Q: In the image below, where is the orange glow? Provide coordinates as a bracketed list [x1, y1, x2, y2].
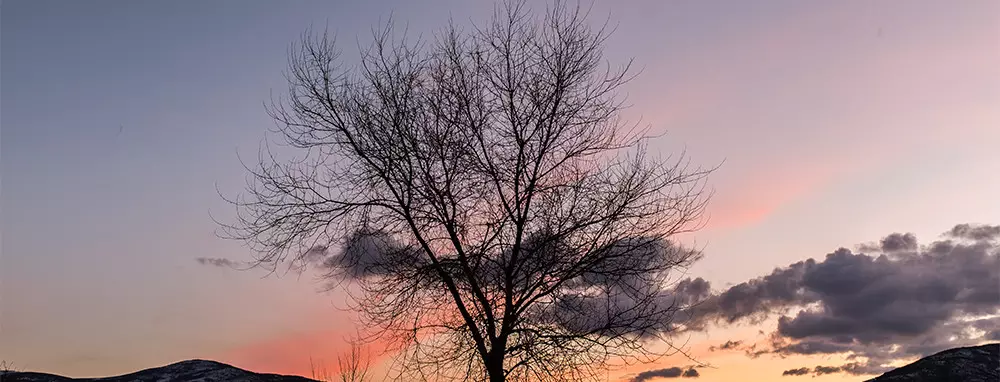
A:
[607, 338, 874, 382]
[217, 328, 393, 378]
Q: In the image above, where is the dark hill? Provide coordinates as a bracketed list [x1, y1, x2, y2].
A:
[0, 359, 318, 382]
[865, 343, 999, 382]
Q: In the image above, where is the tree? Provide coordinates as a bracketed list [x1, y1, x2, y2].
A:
[0, 360, 18, 374]
[337, 337, 373, 382]
[310, 337, 372, 382]
[220, 1, 713, 381]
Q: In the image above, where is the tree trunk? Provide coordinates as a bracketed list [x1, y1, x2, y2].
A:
[485, 350, 505, 382]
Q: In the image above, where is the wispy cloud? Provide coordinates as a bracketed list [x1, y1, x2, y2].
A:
[631, 366, 700, 381]
[708, 340, 743, 352]
[781, 367, 809, 376]
[195, 257, 241, 268]
[782, 363, 886, 378]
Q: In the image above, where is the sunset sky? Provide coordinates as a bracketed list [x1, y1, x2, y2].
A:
[2, 1, 998, 381]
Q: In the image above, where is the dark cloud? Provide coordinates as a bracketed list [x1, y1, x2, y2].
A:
[671, 277, 713, 307]
[812, 365, 841, 375]
[681, 223, 999, 377]
[781, 368, 809, 376]
[709, 259, 815, 324]
[770, 338, 855, 356]
[631, 367, 699, 381]
[708, 340, 743, 352]
[302, 245, 328, 264]
[195, 257, 240, 268]
[320, 229, 424, 279]
[781, 362, 889, 377]
[947, 224, 1000, 241]
[539, 238, 708, 339]
[329, 231, 706, 341]
[858, 232, 918, 253]
[632, 367, 683, 381]
[744, 344, 769, 359]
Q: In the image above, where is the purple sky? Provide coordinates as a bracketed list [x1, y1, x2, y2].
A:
[2, 1, 998, 381]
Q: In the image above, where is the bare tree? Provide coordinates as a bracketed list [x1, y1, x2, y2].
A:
[220, 1, 713, 381]
[0, 360, 19, 375]
[310, 356, 335, 382]
[337, 338, 372, 382]
[310, 338, 372, 382]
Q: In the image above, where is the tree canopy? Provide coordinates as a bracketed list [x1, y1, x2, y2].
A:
[220, 2, 713, 381]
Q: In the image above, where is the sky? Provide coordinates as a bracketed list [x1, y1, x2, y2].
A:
[1, 0, 998, 381]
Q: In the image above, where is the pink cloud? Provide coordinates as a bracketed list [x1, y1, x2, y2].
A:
[702, 156, 857, 231]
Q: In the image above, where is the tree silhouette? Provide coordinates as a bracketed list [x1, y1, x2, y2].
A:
[220, 1, 713, 380]
[310, 337, 371, 382]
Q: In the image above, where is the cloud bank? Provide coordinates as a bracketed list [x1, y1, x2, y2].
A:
[680, 223, 999, 377]
[317, 223, 998, 379]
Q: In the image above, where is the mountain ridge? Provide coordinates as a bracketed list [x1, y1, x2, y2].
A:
[3, 343, 998, 381]
[0, 359, 318, 382]
[865, 343, 999, 382]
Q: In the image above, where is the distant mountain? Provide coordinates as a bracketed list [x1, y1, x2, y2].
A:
[865, 343, 999, 382]
[5, 345, 997, 382]
[0, 359, 318, 382]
